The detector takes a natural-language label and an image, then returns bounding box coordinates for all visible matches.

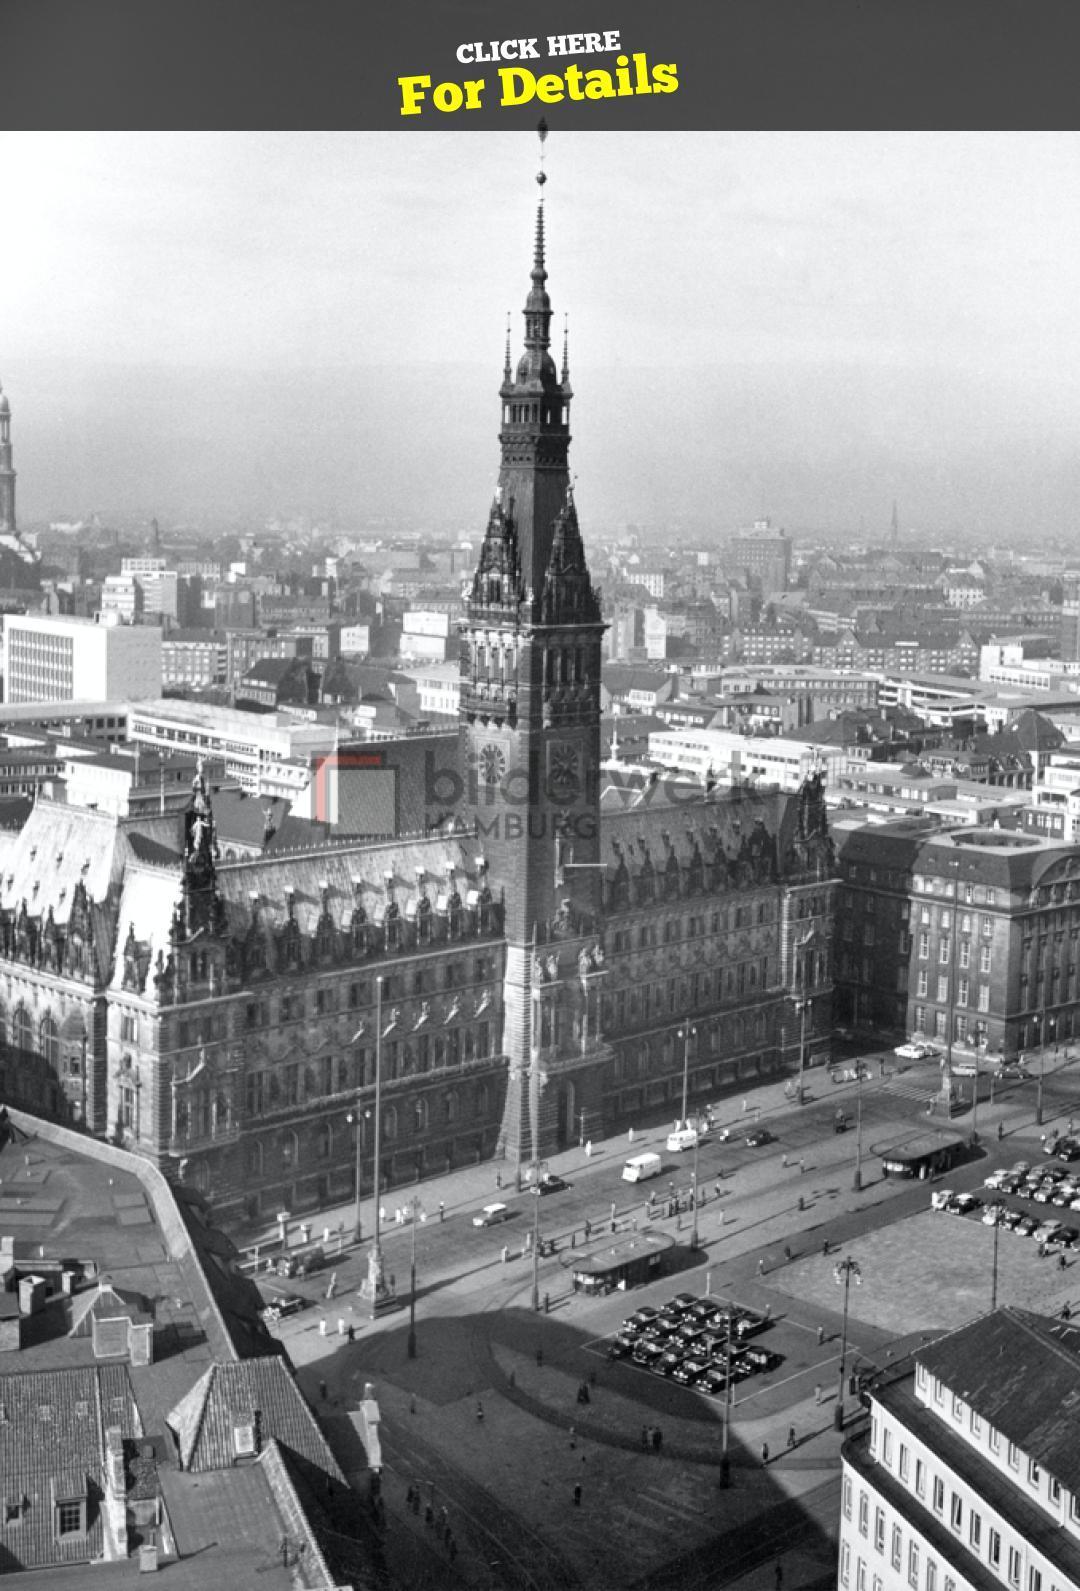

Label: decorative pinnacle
[504,313,512,381]
[561,315,570,382]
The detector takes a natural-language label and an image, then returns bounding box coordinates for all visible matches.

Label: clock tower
[460,132,608,1163]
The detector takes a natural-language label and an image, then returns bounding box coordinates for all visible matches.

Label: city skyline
[3,130,1080,537]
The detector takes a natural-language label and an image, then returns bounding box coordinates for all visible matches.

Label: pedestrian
[817,1324,826,1345]
[814,1383,823,1404]
[997,1121,1004,1142]
[573,1483,582,1506]
[784,1245,793,1264]
[761,1442,770,1465]
[319,1379,327,1401]
[406,1483,415,1510]
[758,1257,766,1276]
[641,1426,650,1450]
[800,1158,806,1174]
[569,1426,576,1449]
[347,1323,355,1343]
[425,1504,434,1527]
[628,1126,636,1143]
[496,1170,502,1189]
[410,1393,417,1415]
[787,1426,796,1450]
[782,1153,788,1169]
[440,1506,449,1532]
[439,1200,445,1222]
[653,1427,663,1454]
[449,1537,458,1563]
[584,1219,592,1240]
[476,1400,484,1423]
[822,1239,829,1257]
[585,1139,593,1157]
[715,1179,722,1198]
[501,1244,509,1264]
[1059,1252,1068,1272]
[1063,1302,1073,1321]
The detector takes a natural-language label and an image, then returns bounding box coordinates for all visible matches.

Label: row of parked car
[606,1291,783,1393]
[930,1160,1080,1249]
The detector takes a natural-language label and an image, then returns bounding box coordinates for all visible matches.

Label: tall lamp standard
[678,1024,697,1130]
[367,975,386,1321]
[531,1158,546,1314]
[1036,1011,1054,1128]
[690,1131,701,1250]
[346,1022,368,1243]
[852,1062,864,1192]
[406,1194,423,1358]
[833,1257,862,1431]
[793,996,811,1106]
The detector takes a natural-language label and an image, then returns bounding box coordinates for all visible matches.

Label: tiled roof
[167,1359,347,1480]
[916,1307,1080,1492]
[0,1363,139,1571]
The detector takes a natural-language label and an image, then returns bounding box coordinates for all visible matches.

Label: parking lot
[600,1290,785,1401]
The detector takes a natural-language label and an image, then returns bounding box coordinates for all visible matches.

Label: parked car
[1016,1216,1039,1237]
[895,1039,940,1061]
[260,1292,309,1325]
[951,1193,981,1214]
[663,1292,701,1315]
[671,1357,711,1386]
[472,1202,512,1227]
[984,1170,1009,1190]
[622,1306,661,1335]
[743,1346,784,1372]
[982,1203,1007,1226]
[699,1366,734,1397]
[1034,1221,1064,1245]
[930,1189,956,1211]
[732,1309,771,1339]
[996,1063,1032,1081]
[608,1333,637,1358]
[536,1173,569,1195]
[745,1129,774,1148]
[632,1339,665,1368]
[655,1348,686,1377]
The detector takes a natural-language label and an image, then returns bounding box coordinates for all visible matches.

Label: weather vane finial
[537,118,548,187]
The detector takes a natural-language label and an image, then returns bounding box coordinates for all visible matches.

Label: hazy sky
[3,131,1080,538]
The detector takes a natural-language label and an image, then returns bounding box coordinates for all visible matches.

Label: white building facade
[840,1308,1080,1591]
[2,614,162,704]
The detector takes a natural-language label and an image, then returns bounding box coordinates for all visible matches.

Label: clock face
[479,743,507,786]
[548,741,580,795]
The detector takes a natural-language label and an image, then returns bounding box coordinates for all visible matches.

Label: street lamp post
[853,1063,864,1192]
[347,1021,368,1243]
[531,1159,546,1313]
[794,997,810,1106]
[678,1025,697,1129]
[719,1300,733,1487]
[691,1131,701,1250]
[367,975,386,1322]
[407,1194,423,1358]
[833,1257,862,1431]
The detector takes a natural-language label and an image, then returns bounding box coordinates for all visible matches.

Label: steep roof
[166,1358,347,1479]
[0,1363,139,1571]
[916,1307,1080,1492]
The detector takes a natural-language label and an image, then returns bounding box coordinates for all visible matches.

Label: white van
[666,1128,700,1153]
[622,1151,662,1183]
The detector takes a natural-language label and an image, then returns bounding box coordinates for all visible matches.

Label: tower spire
[561,315,570,384]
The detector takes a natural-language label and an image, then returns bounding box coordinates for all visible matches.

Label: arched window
[412,1097,427,1134]
[475,1082,489,1118]
[315,1121,332,1160]
[245,1140,264,1178]
[444,1090,458,1123]
[383,1105,398,1141]
[281,1130,299,1169]
[14,1006,32,1055]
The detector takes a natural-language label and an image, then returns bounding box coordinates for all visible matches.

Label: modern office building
[2,614,162,704]
[840,1308,1080,1591]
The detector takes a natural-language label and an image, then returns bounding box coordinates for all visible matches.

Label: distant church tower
[460,129,607,1162]
[0,378,16,537]
[890,499,899,548]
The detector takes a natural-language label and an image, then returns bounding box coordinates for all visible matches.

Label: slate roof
[916,1307,1080,1492]
[166,1358,347,1480]
[0,1363,139,1571]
